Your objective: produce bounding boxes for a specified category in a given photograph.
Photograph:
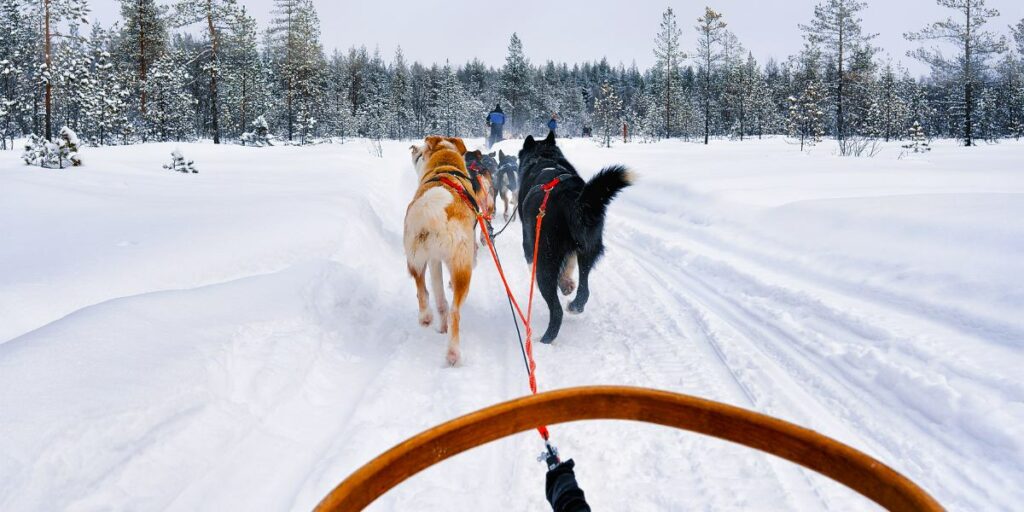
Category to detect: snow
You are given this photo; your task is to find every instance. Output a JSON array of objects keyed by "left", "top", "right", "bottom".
[{"left": 1, "top": 137, "right": 1022, "bottom": 511}]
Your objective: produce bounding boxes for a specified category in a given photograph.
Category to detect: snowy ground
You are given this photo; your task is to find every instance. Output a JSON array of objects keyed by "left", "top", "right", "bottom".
[{"left": 1, "top": 136, "right": 1021, "bottom": 511}]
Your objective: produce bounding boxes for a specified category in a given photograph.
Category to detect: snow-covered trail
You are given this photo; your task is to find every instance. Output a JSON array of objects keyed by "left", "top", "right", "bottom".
[{"left": 1, "top": 138, "right": 1022, "bottom": 511}]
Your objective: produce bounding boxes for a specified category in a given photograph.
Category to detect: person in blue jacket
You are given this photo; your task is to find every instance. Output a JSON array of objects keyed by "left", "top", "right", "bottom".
[
  {"left": 487, "top": 104, "right": 505, "bottom": 147},
  {"left": 547, "top": 113, "right": 558, "bottom": 134}
]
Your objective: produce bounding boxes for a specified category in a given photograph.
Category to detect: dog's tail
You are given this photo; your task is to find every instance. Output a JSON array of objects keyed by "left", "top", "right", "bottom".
[{"left": 572, "top": 165, "right": 633, "bottom": 247}]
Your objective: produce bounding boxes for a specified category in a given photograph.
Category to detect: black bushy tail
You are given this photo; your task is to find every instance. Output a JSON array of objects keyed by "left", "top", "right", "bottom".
[{"left": 572, "top": 165, "right": 633, "bottom": 247}]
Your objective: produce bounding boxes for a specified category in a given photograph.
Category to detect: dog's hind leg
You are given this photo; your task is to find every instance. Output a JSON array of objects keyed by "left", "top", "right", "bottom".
[
  {"left": 568, "top": 251, "right": 597, "bottom": 315},
  {"left": 537, "top": 260, "right": 564, "bottom": 344},
  {"left": 429, "top": 260, "right": 448, "bottom": 334},
  {"left": 559, "top": 252, "right": 577, "bottom": 296},
  {"left": 446, "top": 258, "right": 472, "bottom": 366},
  {"left": 409, "top": 262, "right": 432, "bottom": 327}
]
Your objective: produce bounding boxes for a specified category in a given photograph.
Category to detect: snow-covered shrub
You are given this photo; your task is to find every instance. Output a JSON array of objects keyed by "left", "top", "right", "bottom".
[
  {"left": 22, "top": 127, "right": 83, "bottom": 169},
  {"left": 240, "top": 115, "right": 274, "bottom": 147},
  {"left": 902, "top": 122, "right": 931, "bottom": 154},
  {"left": 163, "top": 149, "right": 198, "bottom": 173}
]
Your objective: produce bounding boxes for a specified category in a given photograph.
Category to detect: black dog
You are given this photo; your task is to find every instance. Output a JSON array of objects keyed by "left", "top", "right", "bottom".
[
  {"left": 495, "top": 150, "right": 519, "bottom": 220},
  {"left": 518, "top": 131, "right": 632, "bottom": 343}
]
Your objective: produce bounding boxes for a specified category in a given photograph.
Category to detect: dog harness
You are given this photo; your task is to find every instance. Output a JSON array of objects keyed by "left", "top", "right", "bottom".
[{"left": 423, "top": 169, "right": 483, "bottom": 216}]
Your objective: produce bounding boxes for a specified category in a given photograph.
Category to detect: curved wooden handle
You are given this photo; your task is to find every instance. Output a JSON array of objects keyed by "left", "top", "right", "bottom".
[{"left": 315, "top": 386, "right": 942, "bottom": 511}]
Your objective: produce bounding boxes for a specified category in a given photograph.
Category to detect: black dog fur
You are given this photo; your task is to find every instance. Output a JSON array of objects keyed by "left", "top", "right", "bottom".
[{"left": 518, "top": 131, "right": 632, "bottom": 343}]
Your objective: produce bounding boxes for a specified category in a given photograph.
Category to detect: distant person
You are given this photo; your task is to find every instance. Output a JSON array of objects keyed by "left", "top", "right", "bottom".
[
  {"left": 547, "top": 113, "right": 558, "bottom": 134},
  {"left": 623, "top": 122, "right": 628, "bottom": 143},
  {"left": 487, "top": 104, "right": 505, "bottom": 148}
]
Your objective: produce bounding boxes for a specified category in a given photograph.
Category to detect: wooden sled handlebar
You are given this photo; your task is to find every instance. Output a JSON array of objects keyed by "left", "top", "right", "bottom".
[{"left": 315, "top": 386, "right": 943, "bottom": 511}]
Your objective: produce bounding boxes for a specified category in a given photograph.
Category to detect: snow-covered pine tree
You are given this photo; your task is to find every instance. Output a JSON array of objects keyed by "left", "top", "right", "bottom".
[
  {"left": 906, "top": 0, "right": 1008, "bottom": 146},
  {"left": 388, "top": 47, "right": 414, "bottom": 139},
  {"left": 993, "top": 54, "right": 1024, "bottom": 139},
  {"left": 163, "top": 148, "right": 198, "bottom": 172},
  {"left": 240, "top": 114, "right": 273, "bottom": 146},
  {"left": 267, "top": 0, "right": 326, "bottom": 141},
  {"left": 903, "top": 121, "right": 931, "bottom": 152},
  {"left": 501, "top": 33, "right": 531, "bottom": 135},
  {"left": 22, "top": 125, "right": 81, "bottom": 168},
  {"left": 32, "top": 0, "right": 90, "bottom": 141},
  {"left": 87, "top": 41, "right": 131, "bottom": 146},
  {"left": 220, "top": 6, "right": 269, "bottom": 140},
  {"left": 652, "top": 7, "right": 685, "bottom": 139},
  {"left": 53, "top": 24, "right": 93, "bottom": 136},
  {"left": 788, "top": 79, "right": 826, "bottom": 151},
  {"left": 119, "top": 0, "right": 169, "bottom": 140},
  {"left": 800, "top": 0, "right": 876, "bottom": 142},
  {"left": 695, "top": 7, "right": 728, "bottom": 145},
  {"left": 0, "top": 0, "right": 37, "bottom": 149},
  {"left": 867, "top": 62, "right": 911, "bottom": 141},
  {"left": 435, "top": 61, "right": 463, "bottom": 137},
  {"left": 172, "top": 0, "right": 241, "bottom": 144},
  {"left": 144, "top": 51, "right": 195, "bottom": 141},
  {"left": 593, "top": 81, "right": 622, "bottom": 148}
]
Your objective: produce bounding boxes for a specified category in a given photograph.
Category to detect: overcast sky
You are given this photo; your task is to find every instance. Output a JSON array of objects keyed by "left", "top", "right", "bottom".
[{"left": 91, "top": 0, "right": 1024, "bottom": 77}]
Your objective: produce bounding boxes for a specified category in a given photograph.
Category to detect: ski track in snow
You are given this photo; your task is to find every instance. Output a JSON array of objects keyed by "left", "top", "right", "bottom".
[{"left": 1, "top": 138, "right": 1022, "bottom": 511}]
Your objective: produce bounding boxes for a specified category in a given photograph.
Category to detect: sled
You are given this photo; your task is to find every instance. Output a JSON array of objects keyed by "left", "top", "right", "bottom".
[{"left": 315, "top": 386, "right": 943, "bottom": 511}]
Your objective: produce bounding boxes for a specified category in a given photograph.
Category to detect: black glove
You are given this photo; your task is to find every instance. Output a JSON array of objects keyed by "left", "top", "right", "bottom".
[{"left": 545, "top": 459, "right": 591, "bottom": 512}]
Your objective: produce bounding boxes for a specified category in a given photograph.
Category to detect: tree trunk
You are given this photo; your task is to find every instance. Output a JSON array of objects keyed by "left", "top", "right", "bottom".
[
  {"left": 837, "top": 21, "right": 844, "bottom": 142},
  {"left": 963, "top": 2, "right": 973, "bottom": 147},
  {"left": 207, "top": 3, "right": 220, "bottom": 144},
  {"left": 44, "top": 0, "right": 51, "bottom": 140},
  {"left": 138, "top": 0, "right": 147, "bottom": 141}
]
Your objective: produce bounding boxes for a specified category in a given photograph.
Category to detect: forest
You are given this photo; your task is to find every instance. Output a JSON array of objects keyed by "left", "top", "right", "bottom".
[{"left": 1, "top": 0, "right": 1023, "bottom": 151}]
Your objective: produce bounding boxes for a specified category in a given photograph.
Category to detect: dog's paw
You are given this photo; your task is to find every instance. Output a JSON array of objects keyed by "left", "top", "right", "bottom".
[
  {"left": 559, "top": 277, "right": 576, "bottom": 296},
  {"left": 446, "top": 347, "right": 461, "bottom": 366},
  {"left": 567, "top": 302, "right": 585, "bottom": 315},
  {"left": 419, "top": 310, "right": 433, "bottom": 327},
  {"left": 539, "top": 332, "right": 556, "bottom": 344}
]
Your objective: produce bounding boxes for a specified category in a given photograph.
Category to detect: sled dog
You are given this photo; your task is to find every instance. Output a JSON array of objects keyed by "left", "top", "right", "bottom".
[
  {"left": 405, "top": 136, "right": 477, "bottom": 365},
  {"left": 518, "top": 131, "right": 633, "bottom": 343}
]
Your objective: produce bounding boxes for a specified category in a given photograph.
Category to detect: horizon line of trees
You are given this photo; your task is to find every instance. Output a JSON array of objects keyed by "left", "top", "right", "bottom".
[{"left": 2, "top": 0, "right": 1023, "bottom": 151}]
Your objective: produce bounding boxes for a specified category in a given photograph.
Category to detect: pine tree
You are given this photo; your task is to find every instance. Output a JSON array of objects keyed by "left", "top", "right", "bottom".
[
  {"left": 800, "top": 0, "right": 875, "bottom": 142},
  {"left": 172, "top": 0, "right": 241, "bottom": 144},
  {"left": 33, "top": 0, "right": 90, "bottom": 140},
  {"left": 163, "top": 148, "right": 198, "bottom": 172},
  {"left": 903, "top": 120, "right": 931, "bottom": 152},
  {"left": 388, "top": 47, "right": 413, "bottom": 139},
  {"left": 593, "top": 81, "right": 622, "bottom": 148},
  {"left": 501, "top": 33, "right": 531, "bottom": 134},
  {"left": 119, "top": 0, "right": 169, "bottom": 140},
  {"left": 696, "top": 8, "right": 728, "bottom": 145},
  {"left": 906, "top": 0, "right": 1008, "bottom": 146},
  {"left": 788, "top": 80, "right": 826, "bottom": 150},
  {"left": 652, "top": 7, "right": 684, "bottom": 139},
  {"left": 267, "top": 0, "right": 325, "bottom": 141},
  {"left": 144, "top": 51, "right": 195, "bottom": 141},
  {"left": 0, "top": 0, "right": 35, "bottom": 149},
  {"left": 221, "top": 6, "right": 268, "bottom": 139}
]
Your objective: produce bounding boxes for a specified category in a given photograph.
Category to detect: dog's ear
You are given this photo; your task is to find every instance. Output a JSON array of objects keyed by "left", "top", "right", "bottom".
[
  {"left": 424, "top": 135, "right": 443, "bottom": 151},
  {"left": 487, "top": 151, "right": 496, "bottom": 158},
  {"left": 544, "top": 130, "right": 556, "bottom": 144},
  {"left": 523, "top": 135, "right": 536, "bottom": 150},
  {"left": 445, "top": 137, "right": 467, "bottom": 154},
  {"left": 498, "top": 150, "right": 505, "bottom": 159}
]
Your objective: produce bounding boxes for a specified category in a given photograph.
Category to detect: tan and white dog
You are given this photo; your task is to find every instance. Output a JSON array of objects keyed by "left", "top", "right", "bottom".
[{"left": 405, "top": 136, "right": 477, "bottom": 365}]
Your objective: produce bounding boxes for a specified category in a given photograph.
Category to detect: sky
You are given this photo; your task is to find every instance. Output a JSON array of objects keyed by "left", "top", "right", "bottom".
[{"left": 91, "top": 0, "right": 1024, "bottom": 77}]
